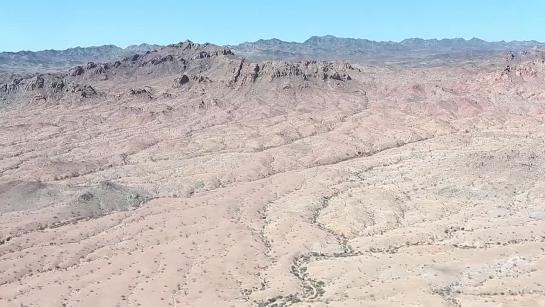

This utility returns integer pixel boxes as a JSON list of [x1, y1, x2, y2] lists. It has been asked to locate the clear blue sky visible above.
[[2, 0, 545, 51]]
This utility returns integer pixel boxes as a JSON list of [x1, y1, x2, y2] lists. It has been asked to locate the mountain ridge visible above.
[[229, 35, 545, 61], [2, 35, 545, 73], [3, 35, 545, 55], [0, 43, 161, 73]]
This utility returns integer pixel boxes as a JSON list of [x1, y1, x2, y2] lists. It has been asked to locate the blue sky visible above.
[[2, 0, 545, 51]]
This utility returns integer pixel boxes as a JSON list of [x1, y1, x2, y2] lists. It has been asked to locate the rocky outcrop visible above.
[[123, 54, 140, 62], [0, 41, 237, 106], [1, 78, 22, 94], [129, 88, 148, 95], [148, 55, 174, 65], [192, 75, 212, 83], [69, 66, 84, 76], [500, 61, 544, 81], [0, 39, 361, 110], [323, 71, 351, 81], [50, 80, 65, 92], [127, 87, 153, 100], [268, 62, 305, 80], [93, 64, 108, 74], [230, 59, 245, 85], [173, 75, 190, 87], [24, 75, 45, 90], [193, 51, 211, 59], [68, 84, 97, 98], [227, 60, 356, 86], [0, 73, 98, 99]]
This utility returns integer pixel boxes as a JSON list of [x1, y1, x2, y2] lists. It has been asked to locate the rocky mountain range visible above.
[[230, 35, 545, 62], [2, 36, 545, 74]]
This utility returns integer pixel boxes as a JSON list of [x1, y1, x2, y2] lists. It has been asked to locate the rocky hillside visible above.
[[0, 41, 363, 113]]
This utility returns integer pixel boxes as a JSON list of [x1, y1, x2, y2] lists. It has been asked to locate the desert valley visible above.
[[1, 36, 545, 306]]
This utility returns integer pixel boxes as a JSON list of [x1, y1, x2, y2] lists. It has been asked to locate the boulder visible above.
[[173, 75, 190, 87]]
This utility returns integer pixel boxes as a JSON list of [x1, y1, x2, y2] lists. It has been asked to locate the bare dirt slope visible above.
[[1, 42, 545, 306]]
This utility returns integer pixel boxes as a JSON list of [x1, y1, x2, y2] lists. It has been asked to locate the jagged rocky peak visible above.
[[0, 41, 239, 106], [227, 59, 358, 86], [155, 40, 234, 58], [58, 40, 236, 81]]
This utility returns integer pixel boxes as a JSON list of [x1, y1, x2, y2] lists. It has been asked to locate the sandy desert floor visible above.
[[1, 43, 545, 306]]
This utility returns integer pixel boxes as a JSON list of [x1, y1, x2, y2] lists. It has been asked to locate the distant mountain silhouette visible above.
[[229, 35, 545, 61], [0, 44, 160, 73], [2, 36, 545, 73]]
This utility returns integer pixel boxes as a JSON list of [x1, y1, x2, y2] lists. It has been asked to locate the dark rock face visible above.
[[93, 65, 107, 74], [149, 55, 174, 65], [50, 78, 65, 92], [220, 48, 234, 56], [4, 78, 22, 93], [269, 63, 305, 80], [192, 75, 211, 83], [24, 75, 45, 90], [69, 66, 84, 76], [124, 54, 140, 62], [32, 94, 47, 102], [127, 87, 153, 100], [226, 60, 357, 87], [250, 64, 260, 82], [2, 76, 49, 94], [193, 51, 211, 59], [180, 74, 190, 84], [129, 88, 150, 95], [69, 84, 97, 98], [173, 75, 190, 87], [324, 71, 351, 81]]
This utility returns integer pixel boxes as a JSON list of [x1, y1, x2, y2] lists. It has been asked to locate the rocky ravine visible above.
[[1, 42, 545, 307]]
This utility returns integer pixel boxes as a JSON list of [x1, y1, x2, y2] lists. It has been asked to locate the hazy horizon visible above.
[[2, 0, 545, 52], [3, 35, 545, 53]]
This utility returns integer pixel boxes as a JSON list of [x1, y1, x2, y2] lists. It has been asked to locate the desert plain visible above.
[[0, 41, 545, 306]]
